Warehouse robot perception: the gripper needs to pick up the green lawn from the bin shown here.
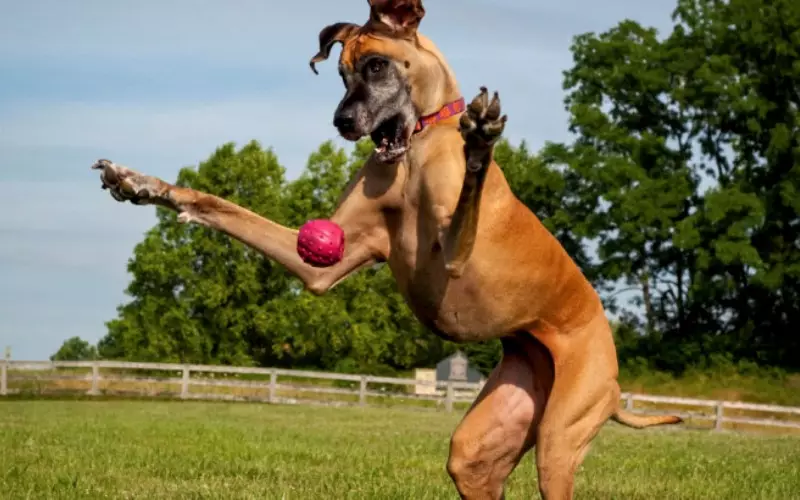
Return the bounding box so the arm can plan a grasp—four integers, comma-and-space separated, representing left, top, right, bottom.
1, 401, 798, 499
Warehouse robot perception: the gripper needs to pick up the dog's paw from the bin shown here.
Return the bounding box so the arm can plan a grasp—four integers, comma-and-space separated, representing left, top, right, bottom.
459, 87, 507, 172
91, 159, 166, 205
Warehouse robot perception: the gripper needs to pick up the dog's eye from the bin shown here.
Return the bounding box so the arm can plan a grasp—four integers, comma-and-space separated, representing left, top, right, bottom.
367, 59, 387, 75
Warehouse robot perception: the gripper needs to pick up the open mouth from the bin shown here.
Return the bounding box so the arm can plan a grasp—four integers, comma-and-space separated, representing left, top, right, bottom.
370, 114, 411, 163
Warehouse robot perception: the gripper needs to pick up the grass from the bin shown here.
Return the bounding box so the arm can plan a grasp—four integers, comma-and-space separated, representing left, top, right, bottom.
1, 401, 799, 499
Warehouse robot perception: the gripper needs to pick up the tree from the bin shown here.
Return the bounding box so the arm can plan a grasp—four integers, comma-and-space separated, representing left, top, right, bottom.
547, 0, 800, 370
51, 337, 97, 361
98, 140, 291, 365
669, 0, 800, 368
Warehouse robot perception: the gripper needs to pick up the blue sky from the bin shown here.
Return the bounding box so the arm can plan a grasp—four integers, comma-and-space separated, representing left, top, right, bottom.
0, 0, 675, 360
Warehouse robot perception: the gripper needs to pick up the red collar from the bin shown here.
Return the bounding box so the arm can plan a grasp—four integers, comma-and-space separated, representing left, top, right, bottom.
414, 97, 466, 134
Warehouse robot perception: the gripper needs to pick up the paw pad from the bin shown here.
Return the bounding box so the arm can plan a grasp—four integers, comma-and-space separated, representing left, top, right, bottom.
460, 86, 507, 147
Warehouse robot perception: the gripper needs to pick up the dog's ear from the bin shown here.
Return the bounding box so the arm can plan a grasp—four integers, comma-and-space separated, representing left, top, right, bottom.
309, 22, 361, 74
367, 0, 425, 37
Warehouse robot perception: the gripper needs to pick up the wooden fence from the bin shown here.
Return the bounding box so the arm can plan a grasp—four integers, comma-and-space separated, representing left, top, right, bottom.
2, 360, 799, 433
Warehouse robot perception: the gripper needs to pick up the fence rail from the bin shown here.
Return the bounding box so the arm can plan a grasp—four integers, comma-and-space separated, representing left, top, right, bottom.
2, 359, 799, 432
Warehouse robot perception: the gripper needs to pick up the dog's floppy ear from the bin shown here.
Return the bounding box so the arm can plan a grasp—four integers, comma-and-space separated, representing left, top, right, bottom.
367, 0, 425, 36
309, 22, 361, 74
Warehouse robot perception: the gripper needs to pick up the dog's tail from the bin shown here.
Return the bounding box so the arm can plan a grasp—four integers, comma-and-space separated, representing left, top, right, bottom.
610, 407, 683, 429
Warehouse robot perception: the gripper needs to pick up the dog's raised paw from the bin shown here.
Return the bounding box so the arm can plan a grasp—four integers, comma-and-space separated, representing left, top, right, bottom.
459, 87, 507, 172
460, 87, 507, 145
91, 159, 165, 205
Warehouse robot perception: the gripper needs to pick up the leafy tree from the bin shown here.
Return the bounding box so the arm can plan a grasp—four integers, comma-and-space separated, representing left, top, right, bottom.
669, 0, 800, 368
98, 141, 290, 365
547, 0, 800, 370
51, 337, 97, 361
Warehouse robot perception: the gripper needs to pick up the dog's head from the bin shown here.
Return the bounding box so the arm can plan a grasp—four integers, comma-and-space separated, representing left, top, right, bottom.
310, 0, 460, 163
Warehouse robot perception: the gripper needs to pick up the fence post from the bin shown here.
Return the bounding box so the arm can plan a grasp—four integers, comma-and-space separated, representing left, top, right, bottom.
268, 369, 277, 403
445, 381, 455, 412
0, 359, 7, 396
625, 393, 634, 411
715, 401, 724, 431
359, 376, 368, 406
180, 366, 190, 399
87, 362, 100, 396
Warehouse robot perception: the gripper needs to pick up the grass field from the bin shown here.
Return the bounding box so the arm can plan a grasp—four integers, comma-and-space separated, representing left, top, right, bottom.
1, 401, 799, 499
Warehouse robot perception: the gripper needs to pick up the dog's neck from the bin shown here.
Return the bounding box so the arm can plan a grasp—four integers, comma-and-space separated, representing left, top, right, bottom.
414, 97, 466, 134
412, 33, 462, 115
404, 97, 464, 172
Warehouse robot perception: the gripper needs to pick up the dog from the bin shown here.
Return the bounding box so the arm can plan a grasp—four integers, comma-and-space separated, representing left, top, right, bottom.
90, 1, 682, 498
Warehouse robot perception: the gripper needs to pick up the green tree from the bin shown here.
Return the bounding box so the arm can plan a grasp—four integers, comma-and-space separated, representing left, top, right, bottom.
547, 0, 800, 370
670, 0, 800, 368
550, 19, 699, 341
98, 140, 290, 365
51, 337, 97, 361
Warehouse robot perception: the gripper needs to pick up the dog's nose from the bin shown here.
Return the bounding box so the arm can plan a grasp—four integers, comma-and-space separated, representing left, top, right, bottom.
333, 113, 356, 134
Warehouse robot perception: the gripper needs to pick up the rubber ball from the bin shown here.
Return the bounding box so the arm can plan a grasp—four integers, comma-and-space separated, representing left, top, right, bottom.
297, 219, 345, 267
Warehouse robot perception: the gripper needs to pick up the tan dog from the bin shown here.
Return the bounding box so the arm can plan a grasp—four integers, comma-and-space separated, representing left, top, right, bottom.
90, 1, 682, 498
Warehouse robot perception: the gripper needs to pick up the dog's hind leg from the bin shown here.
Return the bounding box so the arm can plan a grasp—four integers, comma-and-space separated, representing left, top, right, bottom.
447, 334, 552, 500
532, 320, 621, 500
444, 87, 507, 278
90, 159, 392, 295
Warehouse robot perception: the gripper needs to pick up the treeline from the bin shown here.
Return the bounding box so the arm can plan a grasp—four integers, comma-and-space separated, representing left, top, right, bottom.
54, 0, 799, 375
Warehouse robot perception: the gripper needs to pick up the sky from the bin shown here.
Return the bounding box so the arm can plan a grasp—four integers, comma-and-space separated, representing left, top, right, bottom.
0, 0, 676, 360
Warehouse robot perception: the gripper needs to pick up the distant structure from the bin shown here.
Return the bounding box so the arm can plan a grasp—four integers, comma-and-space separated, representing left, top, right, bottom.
436, 351, 484, 383
414, 351, 485, 395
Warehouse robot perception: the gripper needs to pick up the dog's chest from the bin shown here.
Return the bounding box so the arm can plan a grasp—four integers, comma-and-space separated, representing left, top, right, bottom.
386, 217, 501, 342
389, 175, 442, 269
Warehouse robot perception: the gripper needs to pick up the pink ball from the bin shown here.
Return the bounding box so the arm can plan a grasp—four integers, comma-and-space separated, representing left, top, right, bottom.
297, 219, 346, 267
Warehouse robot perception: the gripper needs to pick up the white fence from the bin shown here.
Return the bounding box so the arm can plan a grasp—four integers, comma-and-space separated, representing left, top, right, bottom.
2, 360, 799, 432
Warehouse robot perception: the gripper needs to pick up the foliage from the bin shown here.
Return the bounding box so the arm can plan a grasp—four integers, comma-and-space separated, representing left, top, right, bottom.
542, 0, 800, 370
50, 337, 97, 361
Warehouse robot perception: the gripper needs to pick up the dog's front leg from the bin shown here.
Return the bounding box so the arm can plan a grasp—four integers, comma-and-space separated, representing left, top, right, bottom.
90, 160, 388, 295
442, 87, 507, 278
